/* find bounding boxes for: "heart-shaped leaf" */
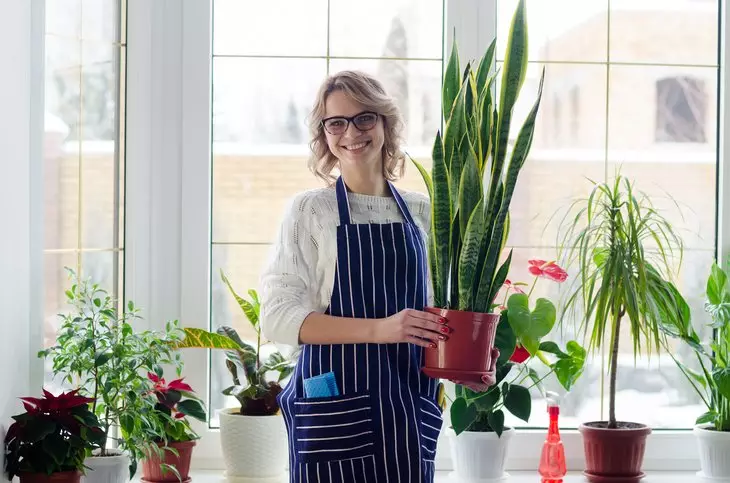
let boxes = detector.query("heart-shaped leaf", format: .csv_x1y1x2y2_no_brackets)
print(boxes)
507,294,556,354
474,385,501,411
552,340,586,391
487,409,505,437
495,311,517,365
451,397,478,435
503,384,531,422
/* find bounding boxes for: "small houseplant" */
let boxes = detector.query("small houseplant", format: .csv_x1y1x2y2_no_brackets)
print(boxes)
410,0,546,382
138,371,206,483
659,261,730,478
447,259,586,480
39,269,191,481
557,174,685,481
176,271,294,480
4,389,106,483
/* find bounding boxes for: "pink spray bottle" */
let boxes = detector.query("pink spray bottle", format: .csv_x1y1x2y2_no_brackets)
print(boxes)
539,391,567,482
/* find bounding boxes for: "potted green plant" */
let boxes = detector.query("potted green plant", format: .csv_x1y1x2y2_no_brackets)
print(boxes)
4,389,106,483
175,271,294,481
138,371,206,483
446,259,586,481
659,261,730,479
410,0,545,382
39,270,191,482
557,174,685,482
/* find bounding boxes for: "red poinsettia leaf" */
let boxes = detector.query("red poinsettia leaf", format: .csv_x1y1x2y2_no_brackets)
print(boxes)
174,412,186,419
21,400,37,413
42,388,55,399
167,378,194,393
148,372,161,383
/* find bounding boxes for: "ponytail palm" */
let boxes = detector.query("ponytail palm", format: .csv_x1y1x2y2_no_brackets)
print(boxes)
411,0,544,313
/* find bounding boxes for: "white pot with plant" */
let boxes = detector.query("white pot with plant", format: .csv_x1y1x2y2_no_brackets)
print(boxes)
178,271,293,482
660,261,730,479
39,269,192,483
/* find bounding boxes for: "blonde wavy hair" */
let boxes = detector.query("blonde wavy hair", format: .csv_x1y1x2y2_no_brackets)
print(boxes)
307,70,406,185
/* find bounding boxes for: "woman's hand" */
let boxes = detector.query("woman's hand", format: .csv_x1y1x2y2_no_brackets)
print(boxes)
373,309,449,348
451,348,500,392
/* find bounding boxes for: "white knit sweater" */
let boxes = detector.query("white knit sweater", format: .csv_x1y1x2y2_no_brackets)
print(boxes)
259,185,433,357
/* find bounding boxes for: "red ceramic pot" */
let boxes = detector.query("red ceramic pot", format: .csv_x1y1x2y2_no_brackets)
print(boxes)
19,471,81,483
141,440,196,483
421,307,500,383
580,421,651,482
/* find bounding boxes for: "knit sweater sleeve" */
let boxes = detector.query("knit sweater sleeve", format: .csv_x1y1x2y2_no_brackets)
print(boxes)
259,193,321,347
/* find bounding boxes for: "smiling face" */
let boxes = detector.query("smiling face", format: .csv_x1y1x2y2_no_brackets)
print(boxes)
323,89,385,177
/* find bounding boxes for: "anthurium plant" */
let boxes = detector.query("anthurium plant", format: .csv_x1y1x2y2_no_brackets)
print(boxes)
449,260,586,436
4,389,106,480
39,269,190,477
176,271,295,416
410,0,544,313
660,261,730,431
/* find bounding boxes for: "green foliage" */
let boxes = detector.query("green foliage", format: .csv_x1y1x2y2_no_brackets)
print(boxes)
176,270,295,416
449,311,585,436
38,269,190,478
4,390,105,479
661,261,730,431
410,0,544,313
557,173,684,428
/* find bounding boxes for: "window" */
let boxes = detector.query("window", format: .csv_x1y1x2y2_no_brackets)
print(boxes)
209,0,445,426
656,76,708,143
42,1,126,390
496,0,718,432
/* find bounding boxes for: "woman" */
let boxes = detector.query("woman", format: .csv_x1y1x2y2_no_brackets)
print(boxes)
260,70,497,483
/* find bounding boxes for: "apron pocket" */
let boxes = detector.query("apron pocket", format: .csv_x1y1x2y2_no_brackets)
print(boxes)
419,395,443,461
293,391,376,464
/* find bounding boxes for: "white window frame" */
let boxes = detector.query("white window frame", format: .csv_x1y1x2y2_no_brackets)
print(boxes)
120,0,730,473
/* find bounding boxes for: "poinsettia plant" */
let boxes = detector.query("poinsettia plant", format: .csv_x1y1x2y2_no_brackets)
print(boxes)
449,259,586,436
4,389,106,479
143,371,207,444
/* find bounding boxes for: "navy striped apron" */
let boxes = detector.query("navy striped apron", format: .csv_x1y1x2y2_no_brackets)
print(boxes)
277,176,444,482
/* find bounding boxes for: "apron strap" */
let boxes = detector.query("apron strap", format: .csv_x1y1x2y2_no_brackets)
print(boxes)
335,176,417,226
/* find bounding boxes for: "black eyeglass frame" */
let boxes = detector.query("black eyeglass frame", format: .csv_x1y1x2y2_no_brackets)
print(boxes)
321,111,380,135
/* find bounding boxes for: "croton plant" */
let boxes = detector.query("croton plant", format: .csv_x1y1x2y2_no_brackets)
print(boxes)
449,259,586,436
4,389,106,479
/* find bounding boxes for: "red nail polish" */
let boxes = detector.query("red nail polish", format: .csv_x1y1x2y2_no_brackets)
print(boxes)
439,318,447,324
430,343,437,348
440,326,449,333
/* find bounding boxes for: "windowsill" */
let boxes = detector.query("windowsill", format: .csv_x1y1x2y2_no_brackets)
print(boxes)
181,469,705,482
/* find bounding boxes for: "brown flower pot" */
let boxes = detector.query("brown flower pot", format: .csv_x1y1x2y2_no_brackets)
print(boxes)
421,308,500,383
19,471,81,483
580,421,651,482
141,440,196,483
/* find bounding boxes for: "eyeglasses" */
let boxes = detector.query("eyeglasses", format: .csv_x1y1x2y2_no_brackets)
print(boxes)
321,111,379,135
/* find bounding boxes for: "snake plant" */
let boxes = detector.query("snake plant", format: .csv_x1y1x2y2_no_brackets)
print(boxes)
411,0,544,313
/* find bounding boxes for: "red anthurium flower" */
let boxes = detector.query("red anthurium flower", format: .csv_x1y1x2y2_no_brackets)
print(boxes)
528,260,568,283
504,279,526,294
509,345,530,364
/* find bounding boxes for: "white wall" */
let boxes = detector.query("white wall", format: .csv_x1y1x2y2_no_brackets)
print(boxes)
0,1,44,477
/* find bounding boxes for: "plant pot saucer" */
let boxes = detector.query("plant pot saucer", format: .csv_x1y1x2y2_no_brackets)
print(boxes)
141,478,191,483
447,471,509,482
422,367,490,384
583,471,646,483
696,472,730,482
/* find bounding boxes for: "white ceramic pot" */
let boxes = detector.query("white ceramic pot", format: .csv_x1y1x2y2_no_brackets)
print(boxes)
448,427,515,482
82,450,130,483
219,408,288,482
694,424,730,480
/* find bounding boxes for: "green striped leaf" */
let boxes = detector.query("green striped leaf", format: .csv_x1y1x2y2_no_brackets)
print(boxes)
408,154,433,200
177,327,242,350
444,83,467,206
476,39,496,97
431,130,451,307
458,199,486,310
221,270,259,329
443,37,461,120
458,148,481,239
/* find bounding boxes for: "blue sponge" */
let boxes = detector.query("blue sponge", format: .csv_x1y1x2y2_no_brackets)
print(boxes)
303,372,340,398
